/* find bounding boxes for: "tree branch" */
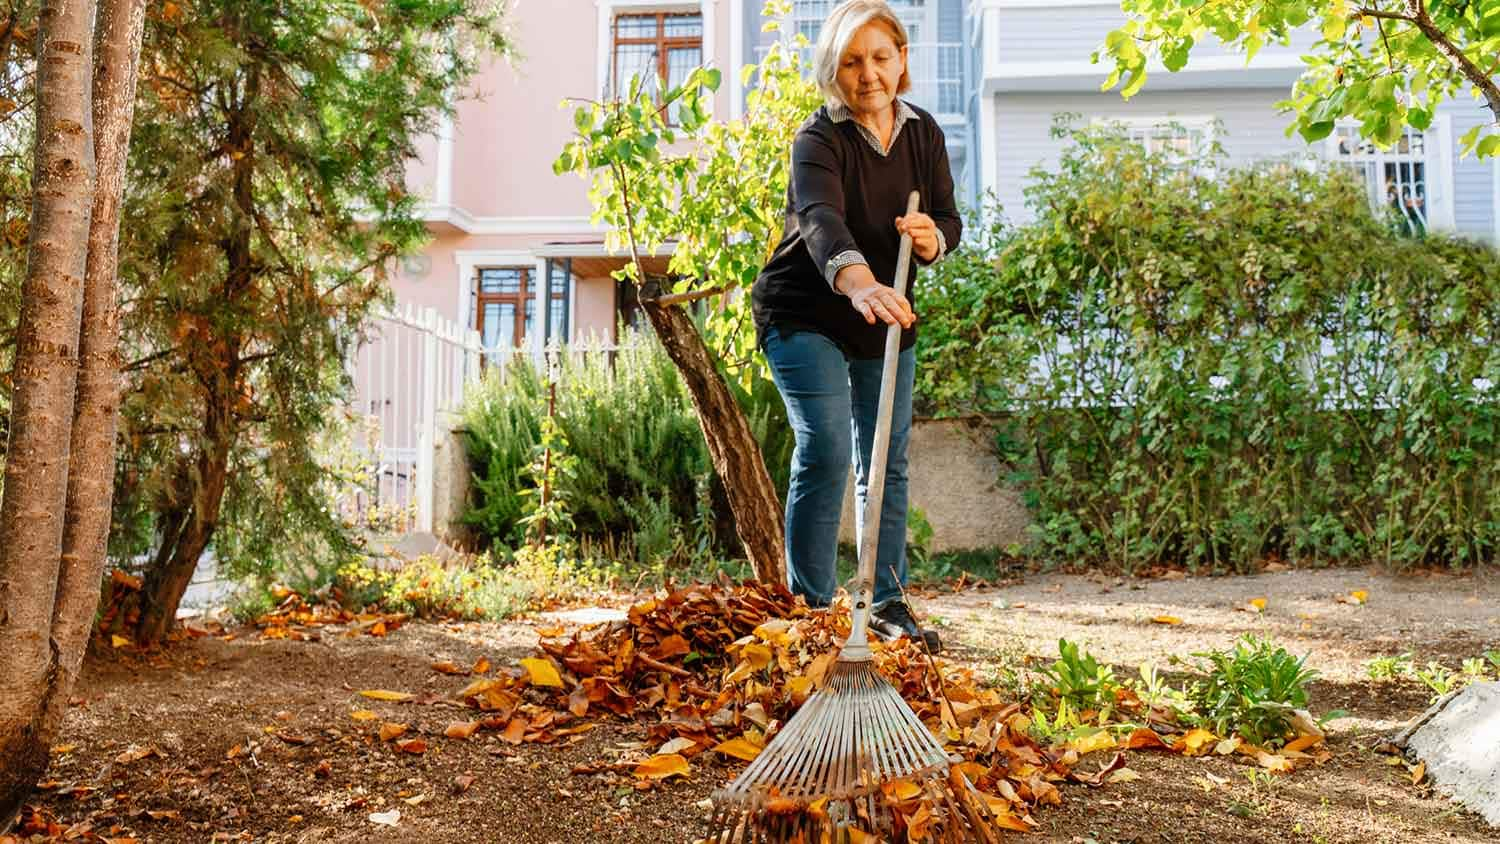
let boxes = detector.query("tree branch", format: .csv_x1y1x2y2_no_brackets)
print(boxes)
1405,0,1500,124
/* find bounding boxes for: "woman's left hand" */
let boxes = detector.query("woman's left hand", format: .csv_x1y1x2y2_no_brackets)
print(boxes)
895,211,940,263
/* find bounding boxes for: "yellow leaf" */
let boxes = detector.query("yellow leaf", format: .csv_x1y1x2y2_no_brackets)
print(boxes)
521,658,564,688
634,753,690,779
713,738,763,762
1151,615,1183,625
1176,728,1216,756
350,710,378,722
1214,737,1242,755
1065,729,1117,755
848,830,877,843
1107,767,1141,783
740,643,773,670
50,744,77,754
886,779,922,801
379,722,408,742
1248,597,1267,612
1410,761,1426,784
359,689,413,702
1350,589,1368,604
111,634,131,648
1254,750,1292,772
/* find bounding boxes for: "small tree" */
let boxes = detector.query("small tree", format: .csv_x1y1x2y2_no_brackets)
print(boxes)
554,0,821,584
99,0,509,644
1096,0,1500,156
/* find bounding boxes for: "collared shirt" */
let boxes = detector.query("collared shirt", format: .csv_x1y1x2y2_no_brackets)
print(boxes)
822,98,946,287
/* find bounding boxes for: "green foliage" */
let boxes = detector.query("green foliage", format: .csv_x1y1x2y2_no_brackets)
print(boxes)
460,331,795,566
1189,636,1319,747
1040,638,1121,711
333,547,615,622
917,122,1500,571
0,0,510,613
1094,0,1500,157
554,0,822,383
1363,651,1415,680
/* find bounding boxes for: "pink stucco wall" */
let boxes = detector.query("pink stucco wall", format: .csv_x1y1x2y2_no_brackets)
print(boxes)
388,0,739,344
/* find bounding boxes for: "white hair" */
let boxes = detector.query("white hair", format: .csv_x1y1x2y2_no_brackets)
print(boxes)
811,0,911,110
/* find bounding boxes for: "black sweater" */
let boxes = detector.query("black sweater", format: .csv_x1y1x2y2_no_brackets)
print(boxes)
751,102,961,360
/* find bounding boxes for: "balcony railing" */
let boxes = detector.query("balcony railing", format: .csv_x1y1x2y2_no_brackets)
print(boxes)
751,41,965,118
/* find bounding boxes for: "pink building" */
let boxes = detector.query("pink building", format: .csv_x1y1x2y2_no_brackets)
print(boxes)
391,0,752,360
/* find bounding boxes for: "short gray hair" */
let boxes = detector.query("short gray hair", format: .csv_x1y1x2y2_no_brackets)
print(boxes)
811,0,911,110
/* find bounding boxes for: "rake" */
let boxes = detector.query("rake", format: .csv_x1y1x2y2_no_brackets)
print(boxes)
707,191,1004,843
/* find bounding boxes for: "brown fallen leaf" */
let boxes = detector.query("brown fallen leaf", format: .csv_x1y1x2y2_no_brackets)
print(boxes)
379,723,409,742
395,738,427,755
453,774,476,793
431,661,468,676
471,657,491,675
275,731,316,746
444,721,480,740
314,759,332,779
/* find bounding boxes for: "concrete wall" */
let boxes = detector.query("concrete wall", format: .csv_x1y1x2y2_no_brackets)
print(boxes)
838,417,1031,552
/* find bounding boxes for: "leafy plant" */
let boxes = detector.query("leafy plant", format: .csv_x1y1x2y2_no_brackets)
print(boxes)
1364,652,1414,681
1189,636,1319,747
1040,639,1121,712
1414,661,1460,701
915,120,1500,572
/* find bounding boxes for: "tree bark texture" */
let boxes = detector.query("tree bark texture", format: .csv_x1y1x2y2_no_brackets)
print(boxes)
0,0,99,830
638,300,786,585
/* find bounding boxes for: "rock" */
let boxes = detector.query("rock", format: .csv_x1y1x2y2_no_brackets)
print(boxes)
1401,682,1500,827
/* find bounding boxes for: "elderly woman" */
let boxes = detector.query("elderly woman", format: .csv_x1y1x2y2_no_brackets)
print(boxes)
752,0,960,650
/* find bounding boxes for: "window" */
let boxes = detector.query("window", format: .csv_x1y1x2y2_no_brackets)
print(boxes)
1324,123,1429,236
474,268,565,360
611,12,702,121
1097,116,1214,159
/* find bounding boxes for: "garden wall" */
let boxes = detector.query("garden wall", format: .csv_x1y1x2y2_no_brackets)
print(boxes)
837,417,1030,552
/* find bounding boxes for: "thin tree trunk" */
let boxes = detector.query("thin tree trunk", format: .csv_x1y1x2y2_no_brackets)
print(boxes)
41,0,149,775
0,0,98,830
135,418,232,645
638,299,786,584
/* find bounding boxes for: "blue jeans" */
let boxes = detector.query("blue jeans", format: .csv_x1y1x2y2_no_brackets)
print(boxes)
762,326,913,610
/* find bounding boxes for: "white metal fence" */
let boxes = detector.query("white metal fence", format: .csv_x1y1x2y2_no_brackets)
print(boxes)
345,304,486,535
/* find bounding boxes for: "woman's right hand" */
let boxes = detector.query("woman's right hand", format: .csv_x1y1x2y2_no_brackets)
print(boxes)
835,264,915,328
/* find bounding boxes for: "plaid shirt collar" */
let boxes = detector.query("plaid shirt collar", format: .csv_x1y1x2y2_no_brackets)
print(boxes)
826,98,918,157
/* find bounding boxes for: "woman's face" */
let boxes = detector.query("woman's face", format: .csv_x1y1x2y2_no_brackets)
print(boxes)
834,21,906,118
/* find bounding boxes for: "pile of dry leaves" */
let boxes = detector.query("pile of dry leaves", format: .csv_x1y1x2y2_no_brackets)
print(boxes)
340,577,1328,836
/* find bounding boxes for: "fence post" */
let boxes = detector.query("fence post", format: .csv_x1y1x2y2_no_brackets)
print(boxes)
416,307,439,534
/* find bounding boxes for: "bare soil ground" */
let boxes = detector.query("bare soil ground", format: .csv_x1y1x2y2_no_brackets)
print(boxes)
21,566,1500,843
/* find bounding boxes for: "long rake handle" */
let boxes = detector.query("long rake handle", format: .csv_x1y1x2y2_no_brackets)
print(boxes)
844,189,921,661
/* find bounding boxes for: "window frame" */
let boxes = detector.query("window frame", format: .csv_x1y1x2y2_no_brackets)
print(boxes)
1320,118,1455,236
473,266,566,353
610,10,704,117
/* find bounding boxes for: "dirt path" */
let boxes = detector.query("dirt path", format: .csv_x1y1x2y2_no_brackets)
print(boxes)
21,567,1500,843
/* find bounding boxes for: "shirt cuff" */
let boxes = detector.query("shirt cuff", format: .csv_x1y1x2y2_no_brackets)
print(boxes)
824,249,868,291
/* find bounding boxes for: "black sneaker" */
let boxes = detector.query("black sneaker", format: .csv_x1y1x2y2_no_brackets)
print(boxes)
869,602,942,653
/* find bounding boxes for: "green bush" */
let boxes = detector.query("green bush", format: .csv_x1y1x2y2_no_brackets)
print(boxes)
1188,636,1319,747
917,119,1500,571
460,329,794,565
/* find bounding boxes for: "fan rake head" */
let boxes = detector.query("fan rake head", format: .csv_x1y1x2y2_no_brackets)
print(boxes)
706,658,1005,843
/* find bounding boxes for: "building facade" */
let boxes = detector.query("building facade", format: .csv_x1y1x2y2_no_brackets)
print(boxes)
386,0,1500,364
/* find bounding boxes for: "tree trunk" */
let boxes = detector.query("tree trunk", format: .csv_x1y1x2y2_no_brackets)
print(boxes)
638,299,786,585
0,0,98,830
135,416,233,645
41,0,149,779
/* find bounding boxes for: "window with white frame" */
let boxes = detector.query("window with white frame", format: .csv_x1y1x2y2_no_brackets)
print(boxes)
1096,116,1215,160
611,12,703,122
1323,122,1430,236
